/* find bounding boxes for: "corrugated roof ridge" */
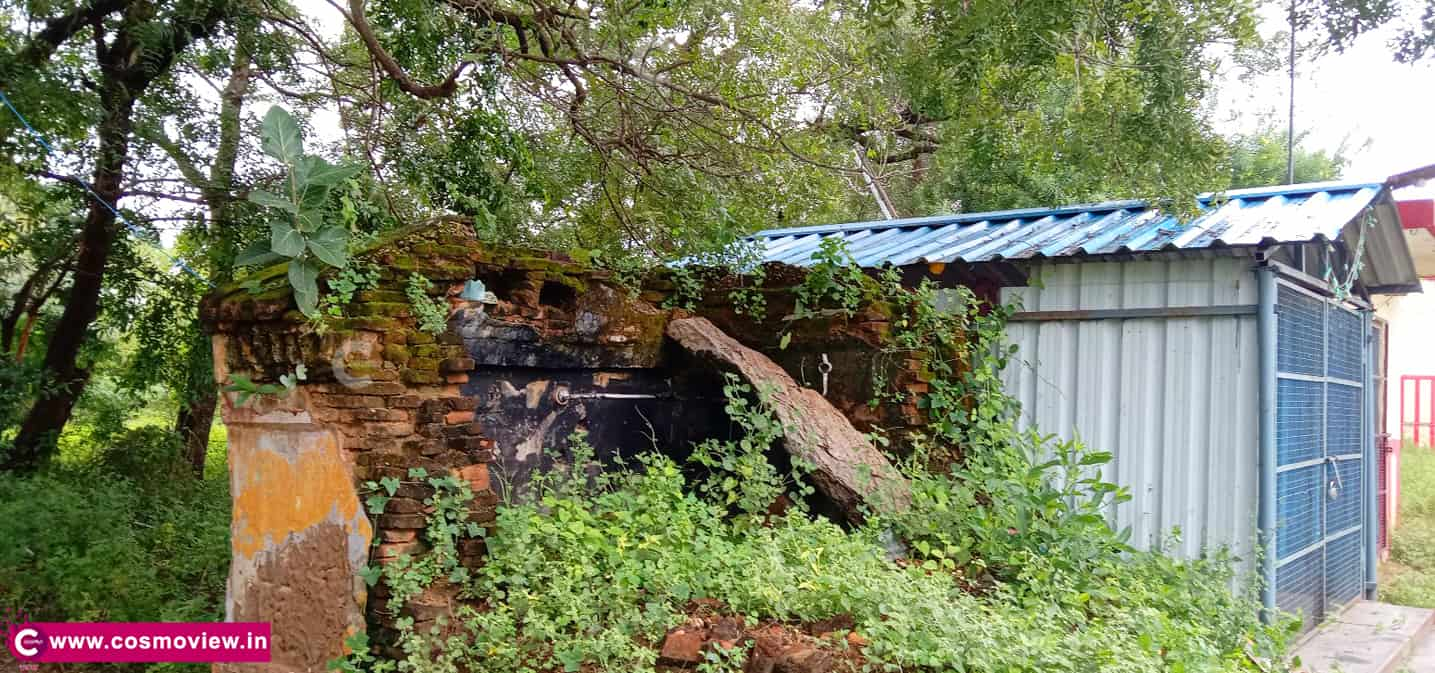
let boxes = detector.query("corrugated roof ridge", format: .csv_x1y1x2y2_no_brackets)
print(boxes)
751,180,1385,239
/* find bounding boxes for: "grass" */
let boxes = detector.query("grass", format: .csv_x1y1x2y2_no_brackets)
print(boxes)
1380,442,1435,608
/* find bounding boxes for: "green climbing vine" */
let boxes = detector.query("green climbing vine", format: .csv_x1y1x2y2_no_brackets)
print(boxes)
405,274,451,337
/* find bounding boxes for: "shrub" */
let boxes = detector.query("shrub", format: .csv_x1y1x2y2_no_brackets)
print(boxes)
335,243,1293,673
342,448,1289,673
97,426,193,488
0,425,231,673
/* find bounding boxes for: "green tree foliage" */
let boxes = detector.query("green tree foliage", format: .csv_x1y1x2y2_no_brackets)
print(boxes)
1300,0,1435,62
338,0,1271,246
1227,128,1351,188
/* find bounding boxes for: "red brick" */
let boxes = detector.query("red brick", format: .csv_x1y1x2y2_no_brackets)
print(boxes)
389,395,423,409
323,394,387,408
378,514,427,529
357,382,407,396
445,410,475,425
365,437,402,454
384,498,424,514
446,396,478,411
375,541,422,560
457,464,490,492
658,627,705,664
457,539,486,557
447,436,488,451
380,529,418,543
346,408,409,423
440,357,476,373
365,421,417,438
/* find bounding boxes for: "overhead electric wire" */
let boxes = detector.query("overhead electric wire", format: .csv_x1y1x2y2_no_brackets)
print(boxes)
0,87,214,287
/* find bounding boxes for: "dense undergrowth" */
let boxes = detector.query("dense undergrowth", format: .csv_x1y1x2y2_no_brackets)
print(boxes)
0,388,231,673
1381,444,1435,608
339,243,1297,673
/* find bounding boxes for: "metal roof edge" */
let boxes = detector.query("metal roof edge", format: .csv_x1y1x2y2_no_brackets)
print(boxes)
750,180,1386,239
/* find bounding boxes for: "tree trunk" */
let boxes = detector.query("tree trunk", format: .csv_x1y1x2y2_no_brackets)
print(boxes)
167,43,250,479
665,316,912,522
5,88,134,471
176,386,217,477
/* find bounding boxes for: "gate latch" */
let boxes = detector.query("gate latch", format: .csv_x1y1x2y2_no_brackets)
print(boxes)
1326,456,1343,501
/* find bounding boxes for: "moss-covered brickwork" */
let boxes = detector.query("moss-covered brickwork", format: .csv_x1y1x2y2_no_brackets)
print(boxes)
202,222,933,669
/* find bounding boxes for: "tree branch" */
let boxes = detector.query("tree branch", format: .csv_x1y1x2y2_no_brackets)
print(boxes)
337,0,470,99
15,0,126,66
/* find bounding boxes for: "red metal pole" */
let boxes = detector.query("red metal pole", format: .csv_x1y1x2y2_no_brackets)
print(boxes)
1428,378,1434,448
1418,377,1424,448
1403,376,1409,447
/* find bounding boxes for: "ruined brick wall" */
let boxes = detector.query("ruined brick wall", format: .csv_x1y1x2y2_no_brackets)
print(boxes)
203,225,932,671
676,271,931,450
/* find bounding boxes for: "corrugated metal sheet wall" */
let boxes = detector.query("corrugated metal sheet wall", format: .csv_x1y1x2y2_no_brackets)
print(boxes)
994,257,1260,566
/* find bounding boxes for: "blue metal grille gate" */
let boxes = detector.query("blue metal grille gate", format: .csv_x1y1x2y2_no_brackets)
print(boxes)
1273,282,1367,630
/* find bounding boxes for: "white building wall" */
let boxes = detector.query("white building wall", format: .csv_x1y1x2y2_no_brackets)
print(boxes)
997,257,1260,566
1374,280,1435,442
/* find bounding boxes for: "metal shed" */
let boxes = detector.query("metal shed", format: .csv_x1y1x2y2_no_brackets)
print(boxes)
748,181,1422,629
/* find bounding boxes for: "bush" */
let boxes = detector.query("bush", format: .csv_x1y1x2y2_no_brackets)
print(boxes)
0,424,231,673
96,426,193,487
342,449,1288,673
1382,445,1435,608
336,243,1293,673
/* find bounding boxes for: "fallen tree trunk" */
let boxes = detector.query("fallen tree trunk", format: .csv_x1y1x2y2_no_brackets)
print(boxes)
666,317,912,522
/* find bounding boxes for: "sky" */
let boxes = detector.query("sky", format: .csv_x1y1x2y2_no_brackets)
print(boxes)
1216,1,1435,198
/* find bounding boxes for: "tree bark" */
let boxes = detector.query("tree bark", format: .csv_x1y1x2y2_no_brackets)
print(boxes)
175,386,217,477
6,86,134,470
168,40,251,479
665,316,912,522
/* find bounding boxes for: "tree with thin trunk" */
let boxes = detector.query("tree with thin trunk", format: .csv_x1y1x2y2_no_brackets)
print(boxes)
1,0,235,471
135,36,255,476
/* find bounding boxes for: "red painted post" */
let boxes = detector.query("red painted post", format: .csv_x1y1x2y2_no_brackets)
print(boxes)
1418,377,1424,448
1403,377,1408,446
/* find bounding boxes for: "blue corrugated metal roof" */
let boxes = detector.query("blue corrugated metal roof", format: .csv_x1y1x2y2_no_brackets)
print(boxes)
750,181,1387,267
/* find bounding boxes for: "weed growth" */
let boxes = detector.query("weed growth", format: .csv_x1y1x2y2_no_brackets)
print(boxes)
334,240,1295,673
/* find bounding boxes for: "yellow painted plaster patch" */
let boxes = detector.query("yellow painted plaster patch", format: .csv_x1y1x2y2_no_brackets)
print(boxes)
229,426,372,559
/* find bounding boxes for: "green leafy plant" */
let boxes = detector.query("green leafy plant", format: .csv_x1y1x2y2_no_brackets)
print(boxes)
319,261,382,319
405,273,450,336
221,365,306,407
727,264,767,320
661,265,706,311
790,238,869,321
358,467,483,612
234,106,363,317
688,374,809,521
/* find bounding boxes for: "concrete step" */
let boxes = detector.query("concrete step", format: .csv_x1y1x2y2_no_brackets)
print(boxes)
1292,601,1435,673
1395,627,1435,673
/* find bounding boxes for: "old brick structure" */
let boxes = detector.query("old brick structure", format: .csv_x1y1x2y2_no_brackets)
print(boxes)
202,224,930,672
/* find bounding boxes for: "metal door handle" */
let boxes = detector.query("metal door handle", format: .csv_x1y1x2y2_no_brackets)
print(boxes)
1326,456,1343,500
